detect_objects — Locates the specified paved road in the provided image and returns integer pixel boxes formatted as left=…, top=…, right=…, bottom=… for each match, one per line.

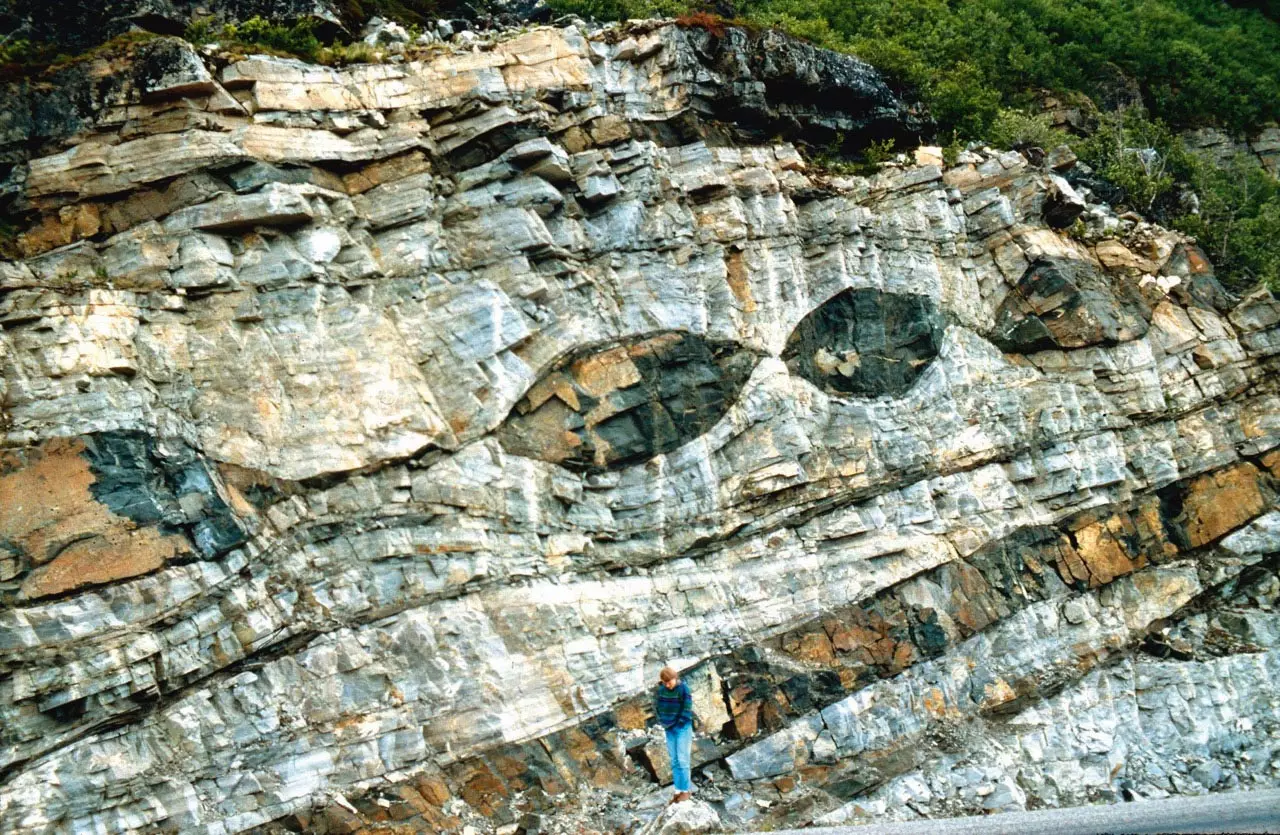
left=766, top=789, right=1280, bottom=835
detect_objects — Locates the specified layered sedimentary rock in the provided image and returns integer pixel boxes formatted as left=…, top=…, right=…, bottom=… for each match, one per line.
left=0, top=19, right=1278, bottom=835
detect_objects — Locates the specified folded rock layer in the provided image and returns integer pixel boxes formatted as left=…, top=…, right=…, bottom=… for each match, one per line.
left=0, top=19, right=1277, bottom=835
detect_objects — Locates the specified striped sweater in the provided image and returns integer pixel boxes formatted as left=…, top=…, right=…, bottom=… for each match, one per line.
left=654, top=680, right=694, bottom=730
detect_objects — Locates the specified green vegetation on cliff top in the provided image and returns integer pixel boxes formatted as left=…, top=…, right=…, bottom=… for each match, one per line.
left=549, top=0, right=1280, bottom=141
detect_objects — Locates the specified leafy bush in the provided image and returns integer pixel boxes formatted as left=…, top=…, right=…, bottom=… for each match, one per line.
left=1074, top=112, right=1187, bottom=213
left=987, top=108, right=1071, bottom=152
left=182, top=17, right=219, bottom=46
left=0, top=37, right=38, bottom=65
left=808, top=132, right=897, bottom=176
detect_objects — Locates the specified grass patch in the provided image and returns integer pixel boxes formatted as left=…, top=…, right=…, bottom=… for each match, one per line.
left=809, top=134, right=897, bottom=176
left=0, top=31, right=159, bottom=82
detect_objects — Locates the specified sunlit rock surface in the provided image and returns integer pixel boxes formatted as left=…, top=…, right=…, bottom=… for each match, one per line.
left=0, top=20, right=1277, bottom=835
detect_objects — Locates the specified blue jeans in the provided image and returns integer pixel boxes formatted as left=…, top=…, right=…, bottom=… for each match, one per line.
left=666, top=722, right=693, bottom=792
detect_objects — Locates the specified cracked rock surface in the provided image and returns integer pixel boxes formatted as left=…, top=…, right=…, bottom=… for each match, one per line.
left=0, top=18, right=1278, bottom=835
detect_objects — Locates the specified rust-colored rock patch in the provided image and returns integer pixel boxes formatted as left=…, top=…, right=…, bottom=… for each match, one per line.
left=0, top=438, right=188, bottom=599
left=1181, top=462, right=1269, bottom=547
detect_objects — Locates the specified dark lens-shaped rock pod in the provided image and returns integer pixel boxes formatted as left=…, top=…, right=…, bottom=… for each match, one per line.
left=497, top=332, right=759, bottom=472
left=783, top=289, right=945, bottom=397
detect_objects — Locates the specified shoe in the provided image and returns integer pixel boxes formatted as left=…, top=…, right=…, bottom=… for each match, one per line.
left=674, top=791, right=691, bottom=803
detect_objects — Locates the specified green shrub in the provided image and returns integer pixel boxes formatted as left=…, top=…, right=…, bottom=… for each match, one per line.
left=863, top=137, right=897, bottom=168
left=228, top=17, right=322, bottom=61
left=0, top=36, right=62, bottom=73
left=185, top=16, right=323, bottom=61
left=1074, top=112, right=1184, bottom=213
left=1172, top=154, right=1280, bottom=291
left=183, top=16, right=218, bottom=45
left=0, top=37, right=36, bottom=64
left=987, top=108, right=1071, bottom=151
left=808, top=132, right=897, bottom=176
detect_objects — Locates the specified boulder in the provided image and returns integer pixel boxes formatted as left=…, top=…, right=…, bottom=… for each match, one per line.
left=1043, top=175, right=1086, bottom=228
left=992, top=256, right=1151, bottom=351
left=133, top=37, right=217, bottom=101
left=497, top=332, right=758, bottom=472
left=362, top=16, right=410, bottom=46
left=656, top=800, right=723, bottom=835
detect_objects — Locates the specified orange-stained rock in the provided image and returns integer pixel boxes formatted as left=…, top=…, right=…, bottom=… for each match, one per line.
left=1181, top=462, right=1269, bottom=547
left=452, top=761, right=507, bottom=817
left=321, top=804, right=364, bottom=835
left=20, top=527, right=178, bottom=599
left=343, top=151, right=431, bottom=194
left=1055, top=535, right=1091, bottom=586
left=725, top=249, right=757, bottom=312
left=890, top=640, right=916, bottom=672
left=538, top=726, right=624, bottom=790
left=17, top=203, right=102, bottom=256
left=614, top=701, right=649, bottom=730
left=1095, top=239, right=1159, bottom=273
left=1, top=438, right=188, bottom=598
left=1073, top=517, right=1144, bottom=586
left=980, top=677, right=1017, bottom=710
left=784, top=629, right=836, bottom=665
left=731, top=700, right=761, bottom=739
left=868, top=635, right=898, bottom=666
left=571, top=344, right=642, bottom=398
left=389, top=785, right=432, bottom=816
left=1, top=438, right=110, bottom=564
left=587, top=114, right=631, bottom=146
left=921, top=687, right=948, bottom=718
left=829, top=622, right=878, bottom=654
left=413, top=775, right=450, bottom=808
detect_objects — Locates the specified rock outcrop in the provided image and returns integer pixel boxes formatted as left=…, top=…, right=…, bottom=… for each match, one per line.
left=0, top=16, right=1278, bottom=835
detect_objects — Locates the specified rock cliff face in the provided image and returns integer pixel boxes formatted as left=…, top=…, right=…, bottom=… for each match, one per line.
left=0, top=18, right=1278, bottom=835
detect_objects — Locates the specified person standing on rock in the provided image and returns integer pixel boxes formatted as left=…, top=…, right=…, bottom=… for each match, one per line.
left=655, top=666, right=695, bottom=804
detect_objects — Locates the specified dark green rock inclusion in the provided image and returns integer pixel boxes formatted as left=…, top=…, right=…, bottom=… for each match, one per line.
left=498, top=332, right=759, bottom=472
left=783, top=289, right=945, bottom=397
